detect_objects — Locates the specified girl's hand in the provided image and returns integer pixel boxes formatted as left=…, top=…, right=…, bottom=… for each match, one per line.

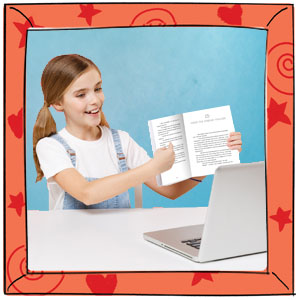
left=227, top=132, right=242, bottom=152
left=152, top=142, right=175, bottom=174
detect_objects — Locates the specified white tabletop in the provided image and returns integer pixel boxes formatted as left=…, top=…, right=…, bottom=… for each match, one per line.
left=27, top=207, right=267, bottom=272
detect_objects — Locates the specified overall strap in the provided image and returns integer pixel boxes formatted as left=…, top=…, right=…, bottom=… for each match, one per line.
left=50, top=134, right=76, bottom=167
left=110, top=129, right=129, bottom=173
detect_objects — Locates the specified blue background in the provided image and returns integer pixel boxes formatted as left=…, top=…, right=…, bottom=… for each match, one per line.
left=26, top=27, right=267, bottom=210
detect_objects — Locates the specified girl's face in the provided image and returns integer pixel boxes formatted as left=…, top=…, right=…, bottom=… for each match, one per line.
left=55, top=67, right=105, bottom=139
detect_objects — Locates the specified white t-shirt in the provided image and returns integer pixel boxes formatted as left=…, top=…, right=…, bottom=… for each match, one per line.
left=36, top=126, right=151, bottom=210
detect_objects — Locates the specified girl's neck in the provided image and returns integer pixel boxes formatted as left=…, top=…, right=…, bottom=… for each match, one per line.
left=65, top=125, right=102, bottom=141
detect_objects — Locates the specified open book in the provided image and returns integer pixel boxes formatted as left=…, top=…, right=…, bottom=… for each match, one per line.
left=148, top=105, right=240, bottom=186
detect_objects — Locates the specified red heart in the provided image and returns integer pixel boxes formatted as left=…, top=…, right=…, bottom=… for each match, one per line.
left=86, top=274, right=117, bottom=294
left=217, top=5, right=242, bottom=25
left=8, top=108, right=23, bottom=139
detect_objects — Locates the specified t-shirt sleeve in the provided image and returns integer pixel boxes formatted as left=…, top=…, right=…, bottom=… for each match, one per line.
left=118, top=130, right=151, bottom=169
left=36, top=137, right=75, bottom=180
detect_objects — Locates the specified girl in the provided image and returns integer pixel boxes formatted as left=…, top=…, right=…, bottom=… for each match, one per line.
left=33, top=54, right=242, bottom=210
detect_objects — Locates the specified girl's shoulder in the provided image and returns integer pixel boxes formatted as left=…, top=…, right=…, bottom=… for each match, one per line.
left=36, top=130, right=67, bottom=153
left=102, top=126, right=131, bottom=141
left=36, top=135, right=57, bottom=147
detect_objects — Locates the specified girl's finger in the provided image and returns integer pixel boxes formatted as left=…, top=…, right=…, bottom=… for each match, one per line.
left=229, top=132, right=241, bottom=137
left=228, top=133, right=241, bottom=141
left=227, top=140, right=242, bottom=146
left=228, top=145, right=242, bottom=152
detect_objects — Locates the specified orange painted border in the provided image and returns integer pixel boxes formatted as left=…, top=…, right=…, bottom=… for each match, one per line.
left=4, top=3, right=294, bottom=295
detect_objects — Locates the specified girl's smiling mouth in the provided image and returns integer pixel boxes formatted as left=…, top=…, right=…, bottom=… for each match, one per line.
left=85, top=108, right=100, bottom=115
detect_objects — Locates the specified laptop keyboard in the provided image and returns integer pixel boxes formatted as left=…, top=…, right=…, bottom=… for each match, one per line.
left=181, top=238, right=201, bottom=249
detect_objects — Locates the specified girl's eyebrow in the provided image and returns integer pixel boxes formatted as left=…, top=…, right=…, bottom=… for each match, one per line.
left=73, top=88, right=87, bottom=94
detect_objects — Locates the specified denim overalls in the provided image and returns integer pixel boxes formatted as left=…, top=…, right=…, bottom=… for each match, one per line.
left=51, top=129, right=131, bottom=209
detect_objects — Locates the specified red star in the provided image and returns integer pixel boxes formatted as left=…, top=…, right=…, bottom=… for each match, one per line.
left=270, top=207, right=292, bottom=232
left=13, top=16, right=43, bottom=48
left=267, top=97, right=291, bottom=130
left=192, top=272, right=214, bottom=286
left=8, top=192, right=25, bottom=217
left=78, top=4, right=102, bottom=26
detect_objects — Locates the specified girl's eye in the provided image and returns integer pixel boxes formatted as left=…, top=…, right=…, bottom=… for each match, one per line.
left=76, top=93, right=85, bottom=98
left=95, top=87, right=102, bottom=92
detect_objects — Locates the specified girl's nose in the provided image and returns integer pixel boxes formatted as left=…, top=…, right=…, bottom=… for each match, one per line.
left=98, top=93, right=105, bottom=106
left=100, top=91, right=105, bottom=103
left=89, top=91, right=104, bottom=105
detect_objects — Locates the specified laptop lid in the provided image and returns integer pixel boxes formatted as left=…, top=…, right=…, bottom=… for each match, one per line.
left=198, top=161, right=267, bottom=262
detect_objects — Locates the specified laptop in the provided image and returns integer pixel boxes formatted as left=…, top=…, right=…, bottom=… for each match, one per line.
left=143, top=162, right=267, bottom=262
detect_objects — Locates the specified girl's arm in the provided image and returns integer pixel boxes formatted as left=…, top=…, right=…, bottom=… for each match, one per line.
left=144, top=176, right=206, bottom=200
left=144, top=132, right=242, bottom=199
left=53, top=143, right=175, bottom=206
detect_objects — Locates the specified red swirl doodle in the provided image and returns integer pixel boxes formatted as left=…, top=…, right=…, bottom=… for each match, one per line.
left=267, top=42, right=293, bottom=95
left=7, top=245, right=64, bottom=294
left=277, top=53, right=293, bottom=79
left=130, top=8, right=177, bottom=26
left=20, top=258, right=44, bottom=281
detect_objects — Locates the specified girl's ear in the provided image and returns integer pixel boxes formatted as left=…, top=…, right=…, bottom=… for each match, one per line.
left=52, top=102, right=64, bottom=112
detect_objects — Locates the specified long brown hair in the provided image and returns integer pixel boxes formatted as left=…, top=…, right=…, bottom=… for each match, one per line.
left=33, top=54, right=109, bottom=182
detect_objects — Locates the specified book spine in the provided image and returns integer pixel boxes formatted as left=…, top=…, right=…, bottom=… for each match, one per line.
left=148, top=120, right=156, bottom=153
left=148, top=120, right=163, bottom=186
left=181, top=114, right=192, bottom=177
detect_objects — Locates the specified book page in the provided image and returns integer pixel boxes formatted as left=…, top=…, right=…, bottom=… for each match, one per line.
left=148, top=114, right=191, bottom=186
left=183, top=105, right=240, bottom=176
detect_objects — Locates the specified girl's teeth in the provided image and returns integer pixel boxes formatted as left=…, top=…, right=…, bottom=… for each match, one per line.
left=86, top=109, right=99, bottom=114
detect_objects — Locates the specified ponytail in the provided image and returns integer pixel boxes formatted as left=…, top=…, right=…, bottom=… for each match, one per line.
left=33, top=104, right=57, bottom=182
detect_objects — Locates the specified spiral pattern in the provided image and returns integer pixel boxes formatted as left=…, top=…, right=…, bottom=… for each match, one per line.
left=277, top=53, right=293, bottom=79
left=7, top=245, right=64, bottom=293
left=267, top=42, right=293, bottom=95
left=130, top=8, right=177, bottom=26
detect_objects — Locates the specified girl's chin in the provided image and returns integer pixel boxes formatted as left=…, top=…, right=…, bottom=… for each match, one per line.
left=90, top=119, right=101, bottom=126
